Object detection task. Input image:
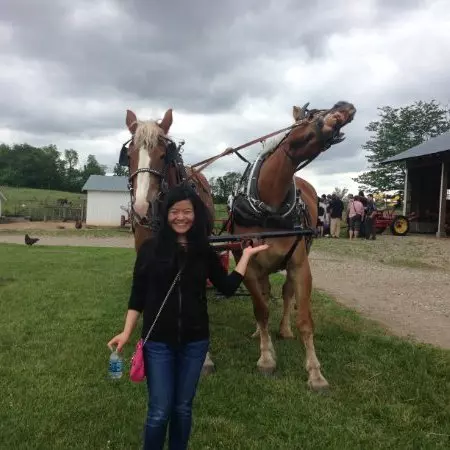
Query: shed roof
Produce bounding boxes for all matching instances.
[382,131,450,164]
[81,175,128,192]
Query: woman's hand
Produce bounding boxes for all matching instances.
[107,331,130,353]
[234,242,269,276]
[242,243,270,257]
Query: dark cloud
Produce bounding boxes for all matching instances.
[0,0,448,193]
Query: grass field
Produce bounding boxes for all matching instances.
[1,244,449,449]
[0,186,85,209]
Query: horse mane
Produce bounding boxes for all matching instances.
[134,120,165,149]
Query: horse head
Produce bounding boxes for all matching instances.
[121,108,181,227]
[285,101,356,168]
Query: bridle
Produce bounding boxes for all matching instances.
[280,103,350,171]
[118,133,188,231]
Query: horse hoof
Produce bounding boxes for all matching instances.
[308,378,330,392]
[201,365,216,376]
[277,331,294,340]
[257,365,276,376]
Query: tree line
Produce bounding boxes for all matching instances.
[1,99,448,199]
[0,144,121,193]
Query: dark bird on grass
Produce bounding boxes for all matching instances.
[25,234,39,246]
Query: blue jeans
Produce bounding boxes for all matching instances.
[143,339,209,450]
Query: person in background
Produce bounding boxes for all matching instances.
[358,190,368,238]
[325,194,332,228]
[329,193,344,238]
[347,194,364,240]
[364,193,378,240]
[317,196,326,237]
[227,193,234,213]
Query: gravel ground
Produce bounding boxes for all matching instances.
[2,233,449,349]
[309,249,450,349]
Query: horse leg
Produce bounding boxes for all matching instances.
[201,351,215,376]
[279,278,295,339]
[291,259,329,391]
[251,276,270,338]
[251,324,260,338]
[246,276,276,374]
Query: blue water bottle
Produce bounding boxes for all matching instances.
[108,348,123,380]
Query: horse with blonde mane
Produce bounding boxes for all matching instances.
[120,109,214,251]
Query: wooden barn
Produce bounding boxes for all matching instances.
[383,132,449,237]
[81,175,129,226]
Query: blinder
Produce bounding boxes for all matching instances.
[119,138,132,167]
[164,140,178,164]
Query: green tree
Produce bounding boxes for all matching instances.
[82,154,106,179]
[62,149,82,191]
[113,163,129,177]
[332,187,348,199]
[209,171,242,203]
[353,100,450,192]
[64,149,79,172]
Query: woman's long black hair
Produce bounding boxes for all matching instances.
[139,183,213,272]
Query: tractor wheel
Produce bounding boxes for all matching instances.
[390,215,409,236]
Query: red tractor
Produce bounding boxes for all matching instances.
[374,208,416,236]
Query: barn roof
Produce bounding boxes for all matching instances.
[382,131,450,163]
[81,175,128,192]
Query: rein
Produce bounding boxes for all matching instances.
[189,122,301,173]
[186,104,345,179]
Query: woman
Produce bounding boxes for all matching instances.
[107,183,268,450]
[347,194,364,240]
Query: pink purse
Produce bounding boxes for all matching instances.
[130,269,182,383]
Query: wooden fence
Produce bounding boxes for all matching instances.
[6,202,86,222]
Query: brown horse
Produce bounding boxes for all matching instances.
[121,108,218,373]
[224,101,357,390]
[122,108,214,252]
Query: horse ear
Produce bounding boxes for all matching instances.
[159,109,173,134]
[126,110,138,134]
[293,106,302,122]
[293,102,310,122]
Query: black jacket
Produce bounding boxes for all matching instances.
[128,239,244,344]
[329,198,344,219]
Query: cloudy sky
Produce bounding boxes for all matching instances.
[1,0,449,194]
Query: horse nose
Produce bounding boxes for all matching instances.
[134,201,149,218]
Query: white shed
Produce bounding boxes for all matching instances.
[82,175,130,226]
[0,190,6,217]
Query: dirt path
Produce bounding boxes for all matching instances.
[309,249,450,350]
[2,234,449,349]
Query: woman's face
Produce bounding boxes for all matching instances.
[168,199,195,235]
